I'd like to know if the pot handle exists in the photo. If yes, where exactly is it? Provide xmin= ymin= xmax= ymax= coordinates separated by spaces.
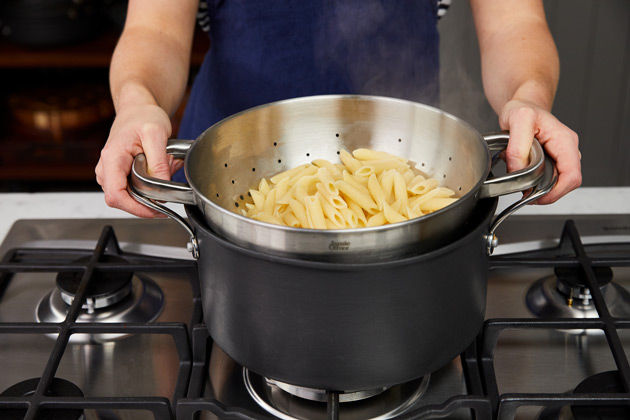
xmin=129 ymin=138 xmax=196 ymax=205
xmin=128 ymin=138 xmax=199 ymax=258
xmin=479 ymin=131 xmax=545 ymax=198
xmin=484 ymin=154 xmax=558 ymax=255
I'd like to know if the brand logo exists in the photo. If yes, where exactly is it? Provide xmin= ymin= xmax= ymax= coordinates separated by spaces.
xmin=329 ymin=240 xmax=351 ymax=251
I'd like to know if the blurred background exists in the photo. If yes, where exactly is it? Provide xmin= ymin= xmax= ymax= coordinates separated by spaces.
xmin=0 ymin=0 xmax=627 ymax=193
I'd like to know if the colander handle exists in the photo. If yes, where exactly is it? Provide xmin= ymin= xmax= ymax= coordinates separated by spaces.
xmin=484 ymin=154 xmax=558 ymax=255
xmin=129 ymin=139 xmax=195 ymax=205
xmin=479 ymin=131 xmax=545 ymax=198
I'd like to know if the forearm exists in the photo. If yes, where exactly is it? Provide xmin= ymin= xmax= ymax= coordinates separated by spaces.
xmin=471 ymin=0 xmax=559 ymax=113
xmin=110 ymin=26 xmax=192 ymax=115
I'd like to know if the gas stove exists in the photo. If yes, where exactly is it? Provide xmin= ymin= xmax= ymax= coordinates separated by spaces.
xmin=1 ymin=213 xmax=630 ymax=419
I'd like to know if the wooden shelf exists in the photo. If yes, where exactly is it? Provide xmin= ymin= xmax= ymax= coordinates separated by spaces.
xmin=0 ymin=29 xmax=210 ymax=68
xmin=0 ymin=163 xmax=97 ymax=180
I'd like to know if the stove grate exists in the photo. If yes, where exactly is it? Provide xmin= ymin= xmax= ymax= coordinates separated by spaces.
xmin=0 ymin=226 xmax=201 ymax=420
xmin=484 ymin=220 xmax=630 ymax=418
xmin=176 ymin=326 xmax=494 ymax=420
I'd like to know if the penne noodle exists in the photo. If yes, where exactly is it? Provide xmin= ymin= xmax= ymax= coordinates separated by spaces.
xmin=340 ymin=208 xmax=359 ymax=228
xmin=258 ymin=178 xmax=271 ymax=195
xmin=319 ymin=194 xmax=346 ymax=228
xmin=380 ymin=169 xmax=395 ymax=202
xmin=317 ymin=183 xmax=348 ymax=209
xmin=383 ymin=202 xmax=406 ymax=224
xmin=418 ymin=197 xmax=458 ymax=213
xmin=283 ymin=211 xmax=301 ymax=228
xmin=312 ymin=159 xmax=343 ymax=179
xmin=316 ymin=168 xmax=339 ymax=196
xmin=402 ymin=168 xmax=415 ymax=184
xmin=274 ymin=177 xmax=291 ymax=199
xmin=352 ymin=148 xmax=407 ymax=162
xmin=367 ymin=173 xmax=387 ymax=210
xmin=336 ymin=180 xmax=378 ymax=213
xmin=263 ymin=189 xmax=277 ymax=215
xmin=392 ymin=171 xmax=408 ymax=209
xmin=270 ymin=163 xmax=310 ymax=184
xmin=288 ymin=198 xmax=308 ymax=227
xmin=366 ymin=212 xmax=387 ymax=227
xmin=354 ymin=165 xmax=375 ymax=178
xmin=304 ymin=194 xmax=327 ymax=229
xmin=347 ymin=201 xmax=368 ymax=226
xmin=339 ymin=150 xmax=362 ymax=172
xmin=409 ymin=178 xmax=439 ymax=195
xmin=252 ymin=212 xmax=283 ymax=225
xmin=342 ymin=170 xmax=370 ymax=194
xmin=360 ymin=159 xmax=408 ymax=173
xmin=250 ymin=189 xmax=266 ymax=212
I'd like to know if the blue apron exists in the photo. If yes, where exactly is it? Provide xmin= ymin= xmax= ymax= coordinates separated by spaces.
xmin=174 ymin=0 xmax=439 ymax=182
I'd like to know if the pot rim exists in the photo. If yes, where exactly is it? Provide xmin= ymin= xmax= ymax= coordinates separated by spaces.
xmin=183 ymin=94 xmax=491 ymax=235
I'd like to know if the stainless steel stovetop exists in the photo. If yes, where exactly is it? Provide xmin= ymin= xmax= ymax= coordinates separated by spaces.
xmin=1 ymin=214 xmax=630 ymax=420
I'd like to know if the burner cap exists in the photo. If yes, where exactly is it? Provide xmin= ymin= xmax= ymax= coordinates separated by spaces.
xmin=56 ymin=255 xmax=133 ymax=309
xmin=571 ymin=370 xmax=630 ymax=420
xmin=554 ymin=266 xmax=613 ymax=289
xmin=1 ymin=377 xmax=83 ymax=420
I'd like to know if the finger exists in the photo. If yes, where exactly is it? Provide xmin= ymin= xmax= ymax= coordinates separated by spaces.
xmin=140 ymin=123 xmax=171 ymax=180
xmin=101 ymin=149 xmax=165 ymax=218
xmin=535 ymin=126 xmax=582 ymax=204
xmin=505 ymin=107 xmax=537 ymax=173
xmin=170 ymin=157 xmax=185 ymax=175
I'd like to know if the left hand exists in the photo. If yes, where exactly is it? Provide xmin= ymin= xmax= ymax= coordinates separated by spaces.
xmin=500 ymin=99 xmax=582 ymax=204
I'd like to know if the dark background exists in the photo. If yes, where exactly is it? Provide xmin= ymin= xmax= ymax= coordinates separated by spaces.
xmin=0 ymin=0 xmax=627 ymax=192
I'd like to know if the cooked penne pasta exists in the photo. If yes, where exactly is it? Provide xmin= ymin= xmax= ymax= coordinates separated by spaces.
xmin=339 ymin=150 xmax=362 ymax=173
xmin=240 ymin=148 xmax=460 ymax=229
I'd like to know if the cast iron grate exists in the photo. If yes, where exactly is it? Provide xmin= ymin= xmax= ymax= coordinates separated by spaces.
xmin=175 ymin=326 xmax=493 ymax=420
xmin=0 ymin=225 xmax=200 ymax=420
xmin=484 ymin=220 xmax=630 ymax=418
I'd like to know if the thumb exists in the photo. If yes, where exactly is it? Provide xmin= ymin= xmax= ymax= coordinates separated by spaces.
xmin=503 ymin=107 xmax=537 ymax=173
xmin=140 ymin=123 xmax=171 ymax=180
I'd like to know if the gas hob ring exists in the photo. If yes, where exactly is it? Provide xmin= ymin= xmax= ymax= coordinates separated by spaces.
xmin=242 ymin=368 xmax=430 ymax=420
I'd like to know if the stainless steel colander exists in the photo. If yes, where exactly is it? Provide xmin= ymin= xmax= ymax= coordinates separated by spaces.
xmin=130 ymin=95 xmax=549 ymax=261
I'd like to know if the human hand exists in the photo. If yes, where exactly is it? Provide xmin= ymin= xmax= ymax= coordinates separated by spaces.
xmin=95 ymin=104 xmax=183 ymax=217
xmin=500 ymin=99 xmax=582 ymax=204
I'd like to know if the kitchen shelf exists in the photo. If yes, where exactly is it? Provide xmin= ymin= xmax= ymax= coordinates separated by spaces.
xmin=0 ymin=28 xmax=208 ymax=189
xmin=0 ymin=29 xmax=209 ymax=68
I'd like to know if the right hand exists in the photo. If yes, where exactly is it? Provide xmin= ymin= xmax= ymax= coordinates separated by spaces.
xmin=95 ymin=104 xmax=183 ymax=217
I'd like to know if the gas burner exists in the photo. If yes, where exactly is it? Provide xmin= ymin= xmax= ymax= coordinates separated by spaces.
xmin=571 ymin=371 xmax=630 ymax=419
xmin=56 ymin=255 xmax=133 ymax=312
xmin=36 ymin=256 xmax=164 ymax=343
xmin=243 ymin=368 xmax=430 ymax=420
xmin=1 ymin=377 xmax=84 ymax=420
xmin=526 ymin=266 xmax=630 ymax=329
xmin=265 ymin=378 xmax=388 ymax=403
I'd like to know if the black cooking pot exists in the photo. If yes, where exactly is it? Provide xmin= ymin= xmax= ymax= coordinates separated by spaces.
xmin=187 ymin=196 xmax=492 ymax=391
xmin=125 ymin=150 xmax=556 ymax=392
xmin=128 ymin=147 xmax=554 ymax=391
